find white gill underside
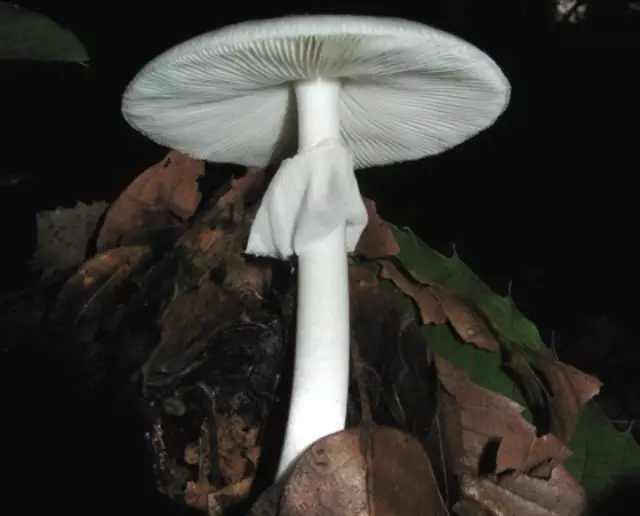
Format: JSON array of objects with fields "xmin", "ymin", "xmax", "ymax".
[{"xmin": 123, "ymin": 30, "xmax": 509, "ymax": 169}]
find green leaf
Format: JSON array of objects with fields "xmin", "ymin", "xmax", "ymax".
[
  {"xmin": 389, "ymin": 224, "xmax": 545, "ymax": 351},
  {"xmin": 0, "ymin": 3, "xmax": 88, "ymax": 64},
  {"xmin": 564, "ymin": 402, "xmax": 640, "ymax": 496}
]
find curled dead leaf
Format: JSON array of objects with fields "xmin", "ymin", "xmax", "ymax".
[
  {"xmin": 354, "ymin": 198, "xmax": 400, "ymax": 258},
  {"xmin": 380, "ymin": 260, "xmax": 446, "ymax": 324},
  {"xmin": 97, "ymin": 150, "xmax": 204, "ymax": 251}
]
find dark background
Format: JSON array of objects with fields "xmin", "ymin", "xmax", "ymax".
[{"xmin": 1, "ymin": 2, "xmax": 639, "ymax": 514}]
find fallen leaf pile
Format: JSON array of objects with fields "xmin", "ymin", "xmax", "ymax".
[{"xmin": 3, "ymin": 150, "xmax": 639, "ymax": 515}]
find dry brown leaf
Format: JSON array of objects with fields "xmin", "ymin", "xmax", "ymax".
[
  {"xmin": 97, "ymin": 150, "xmax": 204, "ymax": 251},
  {"xmin": 281, "ymin": 426, "xmax": 448, "ymax": 516},
  {"xmin": 49, "ymin": 245, "xmax": 152, "ymax": 330},
  {"xmin": 380, "ymin": 260, "xmax": 446, "ymax": 324},
  {"xmin": 433, "ymin": 288, "xmax": 500, "ymax": 351},
  {"xmin": 504, "ymin": 350, "xmax": 601, "ymax": 445},
  {"xmin": 531, "ymin": 354, "xmax": 601, "ymax": 443},
  {"xmin": 435, "ymin": 356, "xmax": 570, "ymax": 477},
  {"xmin": 354, "ymin": 198, "xmax": 400, "ymax": 258}
]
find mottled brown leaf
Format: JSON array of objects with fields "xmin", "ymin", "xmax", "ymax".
[
  {"xmin": 433, "ymin": 288, "xmax": 500, "ymax": 351},
  {"xmin": 354, "ymin": 198, "xmax": 400, "ymax": 258},
  {"xmin": 97, "ymin": 150, "xmax": 204, "ymax": 251},
  {"xmin": 380, "ymin": 260, "xmax": 446, "ymax": 324},
  {"xmin": 435, "ymin": 356, "xmax": 570, "ymax": 476},
  {"xmin": 281, "ymin": 426, "xmax": 448, "ymax": 516}
]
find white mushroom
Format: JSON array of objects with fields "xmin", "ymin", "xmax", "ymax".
[{"xmin": 121, "ymin": 14, "xmax": 511, "ymax": 480}]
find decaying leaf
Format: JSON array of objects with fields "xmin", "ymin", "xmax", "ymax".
[
  {"xmin": 48, "ymin": 245, "xmax": 152, "ymax": 333},
  {"xmin": 143, "ymin": 300, "xmax": 287, "ymax": 514},
  {"xmin": 97, "ymin": 150, "xmax": 204, "ymax": 251},
  {"xmin": 281, "ymin": 425, "xmax": 448, "ymax": 516},
  {"xmin": 354, "ymin": 198, "xmax": 400, "ymax": 258},
  {"xmin": 31, "ymin": 200, "xmax": 108, "ymax": 279}
]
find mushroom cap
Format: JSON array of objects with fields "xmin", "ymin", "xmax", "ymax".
[{"xmin": 122, "ymin": 15, "xmax": 510, "ymax": 169}]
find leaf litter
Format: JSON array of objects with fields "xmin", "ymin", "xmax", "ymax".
[{"xmin": 4, "ymin": 151, "xmax": 638, "ymax": 515}]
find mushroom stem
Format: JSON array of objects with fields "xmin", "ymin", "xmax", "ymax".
[
  {"xmin": 276, "ymin": 78, "xmax": 351, "ymax": 479},
  {"xmin": 295, "ymin": 78, "xmax": 341, "ymax": 149}
]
